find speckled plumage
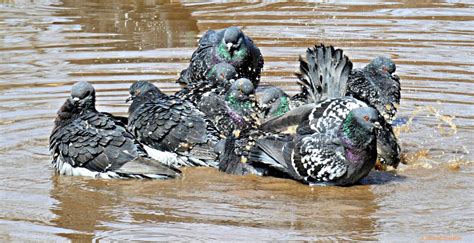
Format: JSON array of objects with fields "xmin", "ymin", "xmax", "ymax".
[
  {"xmin": 221, "ymin": 44, "xmax": 401, "ymax": 183},
  {"xmin": 294, "ymin": 44, "xmax": 401, "ymax": 168},
  {"xmin": 251, "ymin": 103, "xmax": 381, "ymax": 185},
  {"xmin": 127, "ymin": 81, "xmax": 221, "ymax": 167},
  {"xmin": 346, "ymin": 56, "xmax": 401, "ymax": 123},
  {"xmin": 178, "ymin": 26, "xmax": 264, "ymax": 88},
  {"xmin": 198, "ymin": 78, "xmax": 261, "ymax": 137},
  {"xmin": 49, "ymin": 81, "xmax": 181, "ymax": 179}
]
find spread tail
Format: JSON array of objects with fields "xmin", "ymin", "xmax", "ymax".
[{"xmin": 295, "ymin": 44, "xmax": 353, "ymax": 103}]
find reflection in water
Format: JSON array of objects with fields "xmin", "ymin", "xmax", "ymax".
[
  {"xmin": 58, "ymin": 0, "xmax": 199, "ymax": 50},
  {"xmin": 0, "ymin": 0, "xmax": 473, "ymax": 241},
  {"xmin": 50, "ymin": 168, "xmax": 379, "ymax": 241}
]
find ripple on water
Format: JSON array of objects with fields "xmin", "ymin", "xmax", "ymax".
[{"xmin": 0, "ymin": 0, "xmax": 473, "ymax": 241}]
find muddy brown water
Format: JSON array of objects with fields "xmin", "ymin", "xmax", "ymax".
[{"xmin": 1, "ymin": 0, "xmax": 473, "ymax": 241}]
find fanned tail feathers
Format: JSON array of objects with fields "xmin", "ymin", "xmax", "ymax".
[{"xmin": 295, "ymin": 44, "xmax": 353, "ymax": 102}]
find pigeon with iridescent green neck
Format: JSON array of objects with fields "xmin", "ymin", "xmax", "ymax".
[
  {"xmin": 248, "ymin": 104, "xmax": 382, "ymax": 185},
  {"xmin": 175, "ymin": 63, "xmax": 237, "ymax": 105},
  {"xmin": 257, "ymin": 86, "xmax": 292, "ymax": 118},
  {"xmin": 178, "ymin": 26, "xmax": 264, "ymax": 88},
  {"xmin": 198, "ymin": 78, "xmax": 261, "ymax": 137},
  {"xmin": 273, "ymin": 44, "xmax": 401, "ymax": 168}
]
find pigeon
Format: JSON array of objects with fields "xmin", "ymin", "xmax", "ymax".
[
  {"xmin": 197, "ymin": 78, "xmax": 261, "ymax": 137},
  {"xmin": 220, "ymin": 45, "xmax": 398, "ymax": 184},
  {"xmin": 273, "ymin": 44, "xmax": 401, "ymax": 168},
  {"xmin": 251, "ymin": 105, "xmax": 382, "ymax": 186},
  {"xmin": 346, "ymin": 56, "xmax": 401, "ymax": 123},
  {"xmin": 178, "ymin": 26, "xmax": 264, "ymax": 88},
  {"xmin": 175, "ymin": 63, "xmax": 237, "ymax": 105},
  {"xmin": 256, "ymin": 86, "xmax": 292, "ymax": 118},
  {"xmin": 49, "ymin": 81, "xmax": 181, "ymax": 179},
  {"xmin": 127, "ymin": 81, "xmax": 221, "ymax": 167}
]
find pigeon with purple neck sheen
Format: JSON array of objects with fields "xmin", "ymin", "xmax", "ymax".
[
  {"xmin": 49, "ymin": 81, "xmax": 181, "ymax": 179},
  {"xmin": 295, "ymin": 45, "xmax": 401, "ymax": 168},
  {"xmin": 269, "ymin": 44, "xmax": 401, "ymax": 168},
  {"xmin": 251, "ymin": 105, "xmax": 382, "ymax": 185},
  {"xmin": 178, "ymin": 26, "xmax": 264, "ymax": 88},
  {"xmin": 220, "ymin": 45, "xmax": 400, "ymax": 184}
]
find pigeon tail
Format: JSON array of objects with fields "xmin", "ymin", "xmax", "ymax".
[
  {"xmin": 295, "ymin": 44, "xmax": 352, "ymax": 103},
  {"xmin": 218, "ymin": 136, "xmax": 261, "ymax": 175}
]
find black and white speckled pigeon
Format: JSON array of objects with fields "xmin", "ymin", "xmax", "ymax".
[
  {"xmin": 127, "ymin": 81, "xmax": 221, "ymax": 167},
  {"xmin": 291, "ymin": 44, "xmax": 401, "ymax": 168},
  {"xmin": 49, "ymin": 81, "xmax": 181, "ymax": 179},
  {"xmin": 220, "ymin": 44, "xmax": 399, "ymax": 183},
  {"xmin": 178, "ymin": 26, "xmax": 264, "ymax": 88},
  {"xmin": 252, "ymin": 104, "xmax": 382, "ymax": 185},
  {"xmin": 346, "ymin": 56, "xmax": 401, "ymax": 123}
]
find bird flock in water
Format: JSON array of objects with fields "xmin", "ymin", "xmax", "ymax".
[{"xmin": 49, "ymin": 26, "xmax": 401, "ymax": 186}]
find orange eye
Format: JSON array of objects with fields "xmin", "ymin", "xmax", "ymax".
[{"xmin": 363, "ymin": 115, "xmax": 369, "ymax": 121}]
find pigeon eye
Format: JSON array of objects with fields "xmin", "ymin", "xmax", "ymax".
[{"xmin": 363, "ymin": 115, "xmax": 369, "ymax": 121}]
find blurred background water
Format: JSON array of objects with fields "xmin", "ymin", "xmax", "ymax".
[{"xmin": 0, "ymin": 0, "xmax": 473, "ymax": 241}]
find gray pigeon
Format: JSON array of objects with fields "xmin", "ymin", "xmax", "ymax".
[
  {"xmin": 256, "ymin": 86, "xmax": 292, "ymax": 119},
  {"xmin": 346, "ymin": 56, "xmax": 401, "ymax": 123},
  {"xmin": 282, "ymin": 44, "xmax": 401, "ymax": 168},
  {"xmin": 220, "ymin": 45, "xmax": 397, "ymax": 185},
  {"xmin": 127, "ymin": 81, "xmax": 221, "ymax": 167},
  {"xmin": 252, "ymin": 104, "xmax": 382, "ymax": 185},
  {"xmin": 175, "ymin": 63, "xmax": 237, "ymax": 105},
  {"xmin": 49, "ymin": 81, "xmax": 181, "ymax": 179},
  {"xmin": 198, "ymin": 78, "xmax": 261, "ymax": 137},
  {"xmin": 178, "ymin": 26, "xmax": 264, "ymax": 88}
]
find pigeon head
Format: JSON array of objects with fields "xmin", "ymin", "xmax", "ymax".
[
  {"xmin": 127, "ymin": 81, "xmax": 164, "ymax": 102},
  {"xmin": 340, "ymin": 107, "xmax": 381, "ymax": 147},
  {"xmin": 70, "ymin": 81, "xmax": 96, "ymax": 110},
  {"xmin": 207, "ymin": 63, "xmax": 238, "ymax": 86},
  {"xmin": 223, "ymin": 26, "xmax": 244, "ymax": 54},
  {"xmin": 368, "ymin": 56, "xmax": 396, "ymax": 74},
  {"xmin": 228, "ymin": 78, "xmax": 254, "ymax": 99},
  {"xmin": 258, "ymin": 87, "xmax": 290, "ymax": 117},
  {"xmin": 226, "ymin": 78, "xmax": 255, "ymax": 112}
]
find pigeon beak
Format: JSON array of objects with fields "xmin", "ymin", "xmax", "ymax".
[
  {"xmin": 72, "ymin": 97, "xmax": 80, "ymax": 102},
  {"xmin": 373, "ymin": 121, "xmax": 382, "ymax": 130},
  {"xmin": 226, "ymin": 42, "xmax": 233, "ymax": 51},
  {"xmin": 125, "ymin": 96, "xmax": 133, "ymax": 103}
]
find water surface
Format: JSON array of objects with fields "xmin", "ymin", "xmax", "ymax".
[{"xmin": 0, "ymin": 0, "xmax": 473, "ymax": 241}]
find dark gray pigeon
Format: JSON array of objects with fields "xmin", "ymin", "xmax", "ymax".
[
  {"xmin": 346, "ymin": 56, "xmax": 401, "ymax": 123},
  {"xmin": 256, "ymin": 86, "xmax": 292, "ymax": 119},
  {"xmin": 175, "ymin": 63, "xmax": 237, "ymax": 105},
  {"xmin": 198, "ymin": 78, "xmax": 261, "ymax": 137},
  {"xmin": 49, "ymin": 81, "xmax": 181, "ymax": 179},
  {"xmin": 127, "ymin": 81, "xmax": 221, "ymax": 167},
  {"xmin": 178, "ymin": 26, "xmax": 264, "ymax": 88}
]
